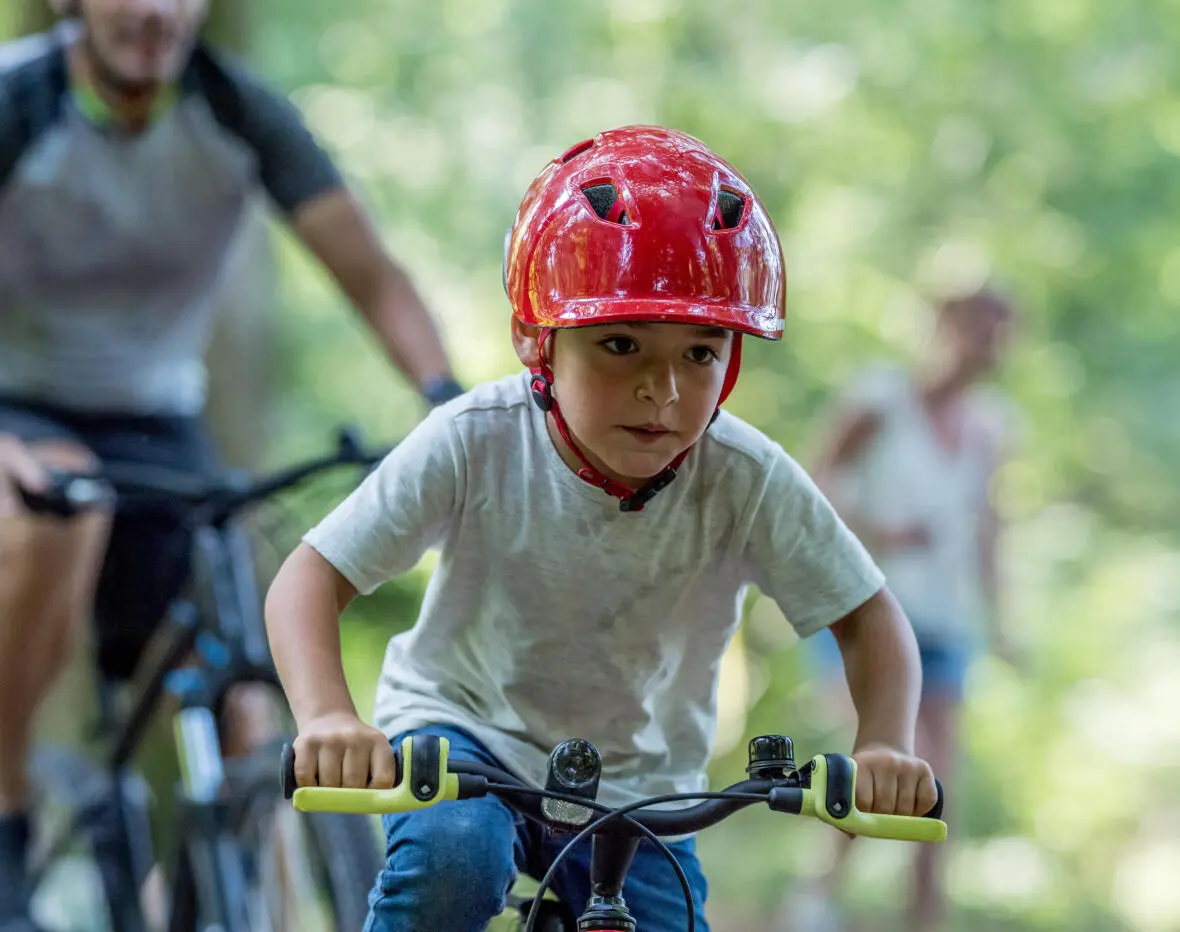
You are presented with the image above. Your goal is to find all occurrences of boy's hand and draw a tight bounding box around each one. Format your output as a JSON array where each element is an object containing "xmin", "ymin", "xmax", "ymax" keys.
[
  {"xmin": 851, "ymin": 743, "xmax": 938, "ymax": 817},
  {"xmin": 293, "ymin": 711, "xmax": 398, "ymax": 789}
]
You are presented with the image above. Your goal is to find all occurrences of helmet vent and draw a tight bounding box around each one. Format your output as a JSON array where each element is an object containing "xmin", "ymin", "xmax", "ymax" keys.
[
  {"xmin": 561, "ymin": 139, "xmax": 595, "ymax": 163},
  {"xmin": 582, "ymin": 183, "xmax": 630, "ymax": 225},
  {"xmin": 712, "ymin": 190, "xmax": 746, "ymax": 230}
]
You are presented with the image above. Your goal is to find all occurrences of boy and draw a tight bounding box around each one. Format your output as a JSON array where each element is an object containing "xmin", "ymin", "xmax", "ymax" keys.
[{"xmin": 266, "ymin": 126, "xmax": 937, "ymax": 931}]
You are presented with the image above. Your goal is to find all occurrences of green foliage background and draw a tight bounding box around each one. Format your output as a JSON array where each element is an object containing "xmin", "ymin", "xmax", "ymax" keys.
[{"xmin": 8, "ymin": 0, "xmax": 1180, "ymax": 928}]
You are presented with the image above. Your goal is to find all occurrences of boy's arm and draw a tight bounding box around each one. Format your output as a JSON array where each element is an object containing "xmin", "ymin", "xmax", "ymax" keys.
[
  {"xmin": 828, "ymin": 587, "xmax": 938, "ymax": 817},
  {"xmin": 265, "ymin": 543, "xmax": 396, "ymax": 790}
]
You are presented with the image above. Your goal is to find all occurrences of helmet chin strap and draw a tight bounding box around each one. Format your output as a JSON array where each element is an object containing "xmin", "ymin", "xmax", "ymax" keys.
[{"xmin": 528, "ymin": 329, "xmax": 741, "ymax": 513}]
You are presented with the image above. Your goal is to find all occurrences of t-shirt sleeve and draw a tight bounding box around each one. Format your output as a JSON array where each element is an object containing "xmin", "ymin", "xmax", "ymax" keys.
[
  {"xmin": 0, "ymin": 39, "xmax": 66, "ymax": 193},
  {"xmin": 303, "ymin": 411, "xmax": 465, "ymax": 595},
  {"xmin": 0, "ymin": 79, "xmax": 22, "ymax": 191},
  {"xmin": 187, "ymin": 45, "xmax": 343, "ymax": 215},
  {"xmin": 744, "ymin": 446, "xmax": 885, "ymax": 637}
]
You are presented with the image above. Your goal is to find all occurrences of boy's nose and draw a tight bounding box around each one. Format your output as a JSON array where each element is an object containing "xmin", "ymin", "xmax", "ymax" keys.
[{"xmin": 636, "ymin": 363, "xmax": 679, "ymax": 407}]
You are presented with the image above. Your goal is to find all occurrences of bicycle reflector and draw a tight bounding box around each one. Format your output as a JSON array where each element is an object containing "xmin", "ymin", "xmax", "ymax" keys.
[{"xmin": 542, "ymin": 738, "xmax": 602, "ymax": 828}]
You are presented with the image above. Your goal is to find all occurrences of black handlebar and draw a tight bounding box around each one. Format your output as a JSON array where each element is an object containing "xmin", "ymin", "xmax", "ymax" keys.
[
  {"xmin": 279, "ymin": 739, "xmax": 944, "ymax": 838},
  {"xmin": 17, "ymin": 425, "xmax": 388, "ymax": 522}
]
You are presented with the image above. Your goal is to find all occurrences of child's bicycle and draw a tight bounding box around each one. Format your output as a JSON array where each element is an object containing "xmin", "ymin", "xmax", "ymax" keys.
[{"xmin": 281, "ymin": 732, "xmax": 946, "ymax": 931}]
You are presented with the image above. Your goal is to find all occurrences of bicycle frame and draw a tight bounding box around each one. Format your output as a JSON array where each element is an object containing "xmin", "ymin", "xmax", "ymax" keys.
[{"xmin": 29, "ymin": 512, "xmax": 283, "ymax": 932}]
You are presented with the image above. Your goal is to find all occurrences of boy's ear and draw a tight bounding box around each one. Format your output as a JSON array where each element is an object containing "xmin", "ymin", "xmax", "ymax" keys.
[{"xmin": 511, "ymin": 317, "xmax": 544, "ymax": 369}]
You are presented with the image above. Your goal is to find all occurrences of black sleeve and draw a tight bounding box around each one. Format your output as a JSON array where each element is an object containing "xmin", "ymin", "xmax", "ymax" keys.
[
  {"xmin": 184, "ymin": 44, "xmax": 344, "ymax": 215},
  {"xmin": 0, "ymin": 42, "xmax": 68, "ymax": 191},
  {"xmin": 0, "ymin": 84, "xmax": 22, "ymax": 190}
]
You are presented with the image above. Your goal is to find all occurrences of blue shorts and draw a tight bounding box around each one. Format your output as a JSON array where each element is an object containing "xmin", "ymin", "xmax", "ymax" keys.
[
  {"xmin": 809, "ymin": 623, "xmax": 973, "ymax": 701},
  {"xmin": 366, "ymin": 724, "xmax": 710, "ymax": 932}
]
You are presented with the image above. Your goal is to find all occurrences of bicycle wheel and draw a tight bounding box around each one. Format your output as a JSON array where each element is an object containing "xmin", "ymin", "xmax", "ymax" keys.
[
  {"xmin": 227, "ymin": 745, "xmax": 383, "ymax": 931},
  {"xmin": 29, "ymin": 744, "xmax": 154, "ymax": 932}
]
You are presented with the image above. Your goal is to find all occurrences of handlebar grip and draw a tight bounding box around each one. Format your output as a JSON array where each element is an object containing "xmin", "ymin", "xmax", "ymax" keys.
[
  {"xmin": 280, "ymin": 740, "xmax": 407, "ymax": 801},
  {"xmin": 925, "ymin": 779, "xmax": 944, "ymax": 821},
  {"xmin": 19, "ymin": 469, "xmax": 78, "ymax": 517},
  {"xmin": 281, "ymin": 736, "xmax": 458, "ymax": 814},
  {"xmin": 806, "ymin": 755, "xmax": 947, "ymax": 843},
  {"xmin": 335, "ymin": 424, "xmax": 365, "ymax": 459},
  {"xmin": 18, "ymin": 470, "xmax": 113, "ymax": 518},
  {"xmin": 281, "ymin": 743, "xmax": 297, "ymax": 800}
]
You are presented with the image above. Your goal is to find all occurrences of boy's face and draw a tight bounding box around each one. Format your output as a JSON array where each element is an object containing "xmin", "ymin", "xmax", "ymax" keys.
[{"xmin": 514, "ymin": 320, "xmax": 733, "ymax": 487}]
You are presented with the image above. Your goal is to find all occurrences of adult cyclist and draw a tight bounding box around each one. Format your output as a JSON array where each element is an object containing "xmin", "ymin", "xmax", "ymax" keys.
[{"xmin": 0, "ymin": 2, "xmax": 463, "ymax": 929}]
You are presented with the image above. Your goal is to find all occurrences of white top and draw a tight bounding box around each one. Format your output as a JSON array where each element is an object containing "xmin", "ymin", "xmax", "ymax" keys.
[
  {"xmin": 828, "ymin": 365, "xmax": 1005, "ymax": 643},
  {"xmin": 305, "ymin": 372, "xmax": 883, "ymax": 808}
]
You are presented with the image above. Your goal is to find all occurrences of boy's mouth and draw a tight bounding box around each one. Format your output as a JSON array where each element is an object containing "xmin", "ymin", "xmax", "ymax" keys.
[{"xmin": 620, "ymin": 424, "xmax": 672, "ymax": 444}]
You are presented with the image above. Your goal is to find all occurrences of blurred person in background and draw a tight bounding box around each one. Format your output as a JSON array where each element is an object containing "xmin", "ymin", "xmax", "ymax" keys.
[
  {"xmin": 0, "ymin": 1, "xmax": 462, "ymax": 928},
  {"xmin": 789, "ymin": 286, "xmax": 1019, "ymax": 932}
]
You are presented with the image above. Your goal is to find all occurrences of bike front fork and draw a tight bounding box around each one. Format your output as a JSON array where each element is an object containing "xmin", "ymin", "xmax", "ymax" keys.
[{"xmin": 172, "ymin": 694, "xmax": 251, "ymax": 932}]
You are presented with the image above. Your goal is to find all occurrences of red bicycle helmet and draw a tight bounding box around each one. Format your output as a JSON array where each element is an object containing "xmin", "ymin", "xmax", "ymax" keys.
[{"xmin": 504, "ymin": 126, "xmax": 787, "ymax": 510}]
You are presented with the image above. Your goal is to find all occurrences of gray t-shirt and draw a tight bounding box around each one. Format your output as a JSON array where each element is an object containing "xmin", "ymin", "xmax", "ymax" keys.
[
  {"xmin": 305, "ymin": 373, "xmax": 884, "ymax": 808},
  {"xmin": 0, "ymin": 25, "xmax": 342, "ymax": 414}
]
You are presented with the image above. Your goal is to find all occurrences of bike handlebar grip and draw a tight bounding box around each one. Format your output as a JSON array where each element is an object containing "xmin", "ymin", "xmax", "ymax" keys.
[
  {"xmin": 280, "ymin": 741, "xmax": 404, "ymax": 801},
  {"xmin": 924, "ymin": 779, "xmax": 944, "ymax": 821},
  {"xmin": 281, "ymin": 743, "xmax": 297, "ymax": 800},
  {"xmin": 806, "ymin": 754, "xmax": 947, "ymax": 842},
  {"xmin": 282, "ymin": 736, "xmax": 461, "ymax": 814},
  {"xmin": 18, "ymin": 470, "xmax": 75, "ymax": 518},
  {"xmin": 336, "ymin": 424, "xmax": 365, "ymax": 458},
  {"xmin": 18, "ymin": 470, "xmax": 114, "ymax": 518}
]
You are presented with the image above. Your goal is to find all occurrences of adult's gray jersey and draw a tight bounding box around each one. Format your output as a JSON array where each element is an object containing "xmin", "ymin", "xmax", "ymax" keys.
[{"xmin": 0, "ymin": 26, "xmax": 343, "ymax": 415}]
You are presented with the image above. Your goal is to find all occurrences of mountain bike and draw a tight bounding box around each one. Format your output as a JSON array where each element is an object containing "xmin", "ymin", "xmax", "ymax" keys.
[
  {"xmin": 281, "ymin": 732, "xmax": 946, "ymax": 931},
  {"xmin": 21, "ymin": 427, "xmax": 389, "ymax": 932}
]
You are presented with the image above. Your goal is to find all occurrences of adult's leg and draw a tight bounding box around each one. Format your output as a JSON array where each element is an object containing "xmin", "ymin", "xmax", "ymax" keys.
[
  {"xmin": 0, "ymin": 423, "xmax": 110, "ymax": 811},
  {"xmin": 0, "ymin": 412, "xmax": 111, "ymax": 929}
]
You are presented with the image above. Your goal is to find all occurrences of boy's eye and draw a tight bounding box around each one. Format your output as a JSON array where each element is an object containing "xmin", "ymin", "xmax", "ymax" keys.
[
  {"xmin": 687, "ymin": 345, "xmax": 721, "ymax": 364},
  {"xmin": 600, "ymin": 336, "xmax": 638, "ymax": 355}
]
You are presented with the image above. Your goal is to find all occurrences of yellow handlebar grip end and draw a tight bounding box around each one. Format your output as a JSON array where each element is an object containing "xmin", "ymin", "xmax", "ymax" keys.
[
  {"xmin": 807, "ymin": 754, "xmax": 947, "ymax": 843},
  {"xmin": 289, "ymin": 735, "xmax": 459, "ymax": 814}
]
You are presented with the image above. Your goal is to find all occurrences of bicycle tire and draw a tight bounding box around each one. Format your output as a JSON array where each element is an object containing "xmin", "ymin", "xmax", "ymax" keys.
[
  {"xmin": 518, "ymin": 896, "xmax": 577, "ymax": 932},
  {"xmin": 305, "ymin": 809, "xmax": 384, "ymax": 929},
  {"xmin": 236, "ymin": 781, "xmax": 382, "ymax": 931}
]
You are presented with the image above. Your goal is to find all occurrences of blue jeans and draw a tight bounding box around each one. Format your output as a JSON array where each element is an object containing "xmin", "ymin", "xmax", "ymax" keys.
[{"xmin": 364, "ymin": 725, "xmax": 710, "ymax": 932}]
